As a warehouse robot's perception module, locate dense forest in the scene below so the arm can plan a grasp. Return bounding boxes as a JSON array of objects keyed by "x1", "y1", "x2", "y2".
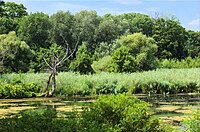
[{"x1": 0, "y1": 1, "x2": 199, "y2": 74}]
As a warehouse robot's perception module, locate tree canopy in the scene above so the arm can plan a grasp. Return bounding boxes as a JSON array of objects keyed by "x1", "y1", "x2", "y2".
[
  {"x1": 0, "y1": 31, "x2": 34, "y2": 73},
  {"x1": 0, "y1": 1, "x2": 199, "y2": 73},
  {"x1": 18, "y1": 12, "x2": 51, "y2": 50},
  {"x1": 111, "y1": 33, "x2": 158, "y2": 72},
  {"x1": 153, "y1": 18, "x2": 187, "y2": 59}
]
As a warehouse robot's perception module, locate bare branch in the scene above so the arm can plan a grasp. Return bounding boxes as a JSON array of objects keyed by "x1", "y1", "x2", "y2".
[
  {"x1": 56, "y1": 36, "x2": 80, "y2": 67},
  {"x1": 43, "y1": 57, "x2": 53, "y2": 69}
]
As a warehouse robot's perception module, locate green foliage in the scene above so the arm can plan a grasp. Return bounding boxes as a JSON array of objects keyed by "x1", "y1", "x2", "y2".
[
  {"x1": 0, "y1": 0, "x2": 5, "y2": 17},
  {"x1": 58, "y1": 68, "x2": 200, "y2": 95},
  {"x1": 0, "y1": 2, "x2": 27, "y2": 18},
  {"x1": 74, "y1": 10, "x2": 100, "y2": 52},
  {"x1": 119, "y1": 13, "x2": 154, "y2": 36},
  {"x1": 1, "y1": 68, "x2": 198, "y2": 97},
  {"x1": 111, "y1": 46, "x2": 135, "y2": 72},
  {"x1": 0, "y1": 107, "x2": 78, "y2": 132},
  {"x1": 185, "y1": 30, "x2": 200, "y2": 58},
  {"x1": 1, "y1": 2, "x2": 199, "y2": 73},
  {"x1": 32, "y1": 43, "x2": 68, "y2": 72},
  {"x1": 153, "y1": 18, "x2": 187, "y2": 59},
  {"x1": 0, "y1": 96, "x2": 171, "y2": 132},
  {"x1": 182, "y1": 109, "x2": 200, "y2": 132},
  {"x1": 95, "y1": 14, "x2": 129, "y2": 44},
  {"x1": 0, "y1": 82, "x2": 40, "y2": 98},
  {"x1": 92, "y1": 56, "x2": 113, "y2": 73},
  {"x1": 18, "y1": 12, "x2": 51, "y2": 50},
  {"x1": 0, "y1": 1, "x2": 27, "y2": 34},
  {"x1": 111, "y1": 33, "x2": 158, "y2": 72},
  {"x1": 0, "y1": 17, "x2": 19, "y2": 34},
  {"x1": 81, "y1": 94, "x2": 163, "y2": 132},
  {"x1": 50, "y1": 11, "x2": 75, "y2": 48},
  {"x1": 93, "y1": 41, "x2": 120, "y2": 60},
  {"x1": 70, "y1": 43, "x2": 94, "y2": 74},
  {"x1": 0, "y1": 31, "x2": 34, "y2": 73},
  {"x1": 158, "y1": 57, "x2": 200, "y2": 69}
]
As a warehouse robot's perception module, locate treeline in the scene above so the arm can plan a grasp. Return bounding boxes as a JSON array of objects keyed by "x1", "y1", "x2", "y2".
[{"x1": 0, "y1": 1, "x2": 200, "y2": 73}]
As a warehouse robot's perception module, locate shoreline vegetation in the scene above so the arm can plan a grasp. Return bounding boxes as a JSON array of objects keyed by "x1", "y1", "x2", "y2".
[
  {"x1": 0, "y1": 1, "x2": 200, "y2": 131},
  {"x1": 1, "y1": 68, "x2": 199, "y2": 98},
  {"x1": 0, "y1": 68, "x2": 199, "y2": 131}
]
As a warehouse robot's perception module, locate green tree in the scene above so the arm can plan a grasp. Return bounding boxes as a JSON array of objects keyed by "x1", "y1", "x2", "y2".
[
  {"x1": 73, "y1": 10, "x2": 100, "y2": 52},
  {"x1": 2, "y1": 2, "x2": 27, "y2": 18},
  {"x1": 93, "y1": 41, "x2": 120, "y2": 60},
  {"x1": 0, "y1": 0, "x2": 5, "y2": 17},
  {"x1": 69, "y1": 43, "x2": 94, "y2": 74},
  {"x1": 119, "y1": 13, "x2": 154, "y2": 36},
  {"x1": 92, "y1": 56, "x2": 113, "y2": 73},
  {"x1": 185, "y1": 30, "x2": 200, "y2": 58},
  {"x1": 0, "y1": 17, "x2": 14, "y2": 34},
  {"x1": 111, "y1": 46, "x2": 135, "y2": 72},
  {"x1": 0, "y1": 31, "x2": 34, "y2": 73},
  {"x1": 95, "y1": 14, "x2": 129, "y2": 44},
  {"x1": 0, "y1": 1, "x2": 27, "y2": 34},
  {"x1": 111, "y1": 33, "x2": 158, "y2": 72},
  {"x1": 152, "y1": 18, "x2": 187, "y2": 59},
  {"x1": 18, "y1": 12, "x2": 51, "y2": 50},
  {"x1": 50, "y1": 11, "x2": 75, "y2": 48}
]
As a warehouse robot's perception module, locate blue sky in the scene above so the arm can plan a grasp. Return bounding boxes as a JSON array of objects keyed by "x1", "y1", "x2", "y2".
[{"x1": 4, "y1": 0, "x2": 200, "y2": 31}]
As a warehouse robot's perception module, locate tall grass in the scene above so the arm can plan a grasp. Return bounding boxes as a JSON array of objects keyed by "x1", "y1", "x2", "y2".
[{"x1": 0, "y1": 68, "x2": 200, "y2": 96}]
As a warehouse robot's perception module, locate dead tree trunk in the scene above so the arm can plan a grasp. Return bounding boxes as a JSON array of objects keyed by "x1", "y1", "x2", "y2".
[
  {"x1": 42, "y1": 53, "x2": 57, "y2": 97},
  {"x1": 42, "y1": 37, "x2": 79, "y2": 97}
]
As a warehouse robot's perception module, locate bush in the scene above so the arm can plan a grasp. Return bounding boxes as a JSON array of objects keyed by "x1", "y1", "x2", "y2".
[
  {"x1": 69, "y1": 43, "x2": 94, "y2": 74},
  {"x1": 0, "y1": 82, "x2": 40, "y2": 98},
  {"x1": 0, "y1": 107, "x2": 78, "y2": 132},
  {"x1": 110, "y1": 33, "x2": 158, "y2": 72},
  {"x1": 110, "y1": 46, "x2": 135, "y2": 72},
  {"x1": 81, "y1": 94, "x2": 164, "y2": 132},
  {"x1": 92, "y1": 56, "x2": 113, "y2": 73},
  {"x1": 158, "y1": 57, "x2": 200, "y2": 69},
  {"x1": 181, "y1": 109, "x2": 200, "y2": 132}
]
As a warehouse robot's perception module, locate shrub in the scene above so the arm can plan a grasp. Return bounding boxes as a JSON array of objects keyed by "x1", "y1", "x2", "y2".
[
  {"x1": 69, "y1": 43, "x2": 94, "y2": 74},
  {"x1": 110, "y1": 33, "x2": 158, "y2": 72},
  {"x1": 158, "y1": 57, "x2": 200, "y2": 69},
  {"x1": 0, "y1": 107, "x2": 78, "y2": 132},
  {"x1": 92, "y1": 56, "x2": 113, "y2": 73},
  {"x1": 0, "y1": 82, "x2": 40, "y2": 98},
  {"x1": 181, "y1": 109, "x2": 200, "y2": 132},
  {"x1": 81, "y1": 94, "x2": 164, "y2": 132},
  {"x1": 111, "y1": 46, "x2": 135, "y2": 72}
]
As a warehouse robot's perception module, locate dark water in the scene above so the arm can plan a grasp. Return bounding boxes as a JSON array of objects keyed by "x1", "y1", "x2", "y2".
[{"x1": 136, "y1": 93, "x2": 200, "y2": 104}]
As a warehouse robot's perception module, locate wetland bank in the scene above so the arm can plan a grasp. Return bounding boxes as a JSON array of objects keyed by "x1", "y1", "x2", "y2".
[
  {"x1": 1, "y1": 0, "x2": 200, "y2": 131},
  {"x1": 0, "y1": 93, "x2": 200, "y2": 131},
  {"x1": 0, "y1": 69, "x2": 200, "y2": 131}
]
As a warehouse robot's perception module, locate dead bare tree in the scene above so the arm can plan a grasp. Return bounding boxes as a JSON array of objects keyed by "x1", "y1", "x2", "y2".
[{"x1": 41, "y1": 36, "x2": 79, "y2": 97}]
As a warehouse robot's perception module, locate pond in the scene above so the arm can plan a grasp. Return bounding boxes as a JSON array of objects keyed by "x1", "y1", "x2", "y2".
[{"x1": 0, "y1": 94, "x2": 199, "y2": 127}]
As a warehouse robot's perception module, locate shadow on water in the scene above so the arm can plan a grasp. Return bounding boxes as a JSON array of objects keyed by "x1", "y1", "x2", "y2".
[{"x1": 136, "y1": 93, "x2": 200, "y2": 102}]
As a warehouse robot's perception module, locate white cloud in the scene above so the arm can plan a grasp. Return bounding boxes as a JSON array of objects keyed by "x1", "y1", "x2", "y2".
[
  {"x1": 188, "y1": 18, "x2": 200, "y2": 31},
  {"x1": 189, "y1": 18, "x2": 200, "y2": 26},
  {"x1": 97, "y1": 8, "x2": 143, "y2": 16}
]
